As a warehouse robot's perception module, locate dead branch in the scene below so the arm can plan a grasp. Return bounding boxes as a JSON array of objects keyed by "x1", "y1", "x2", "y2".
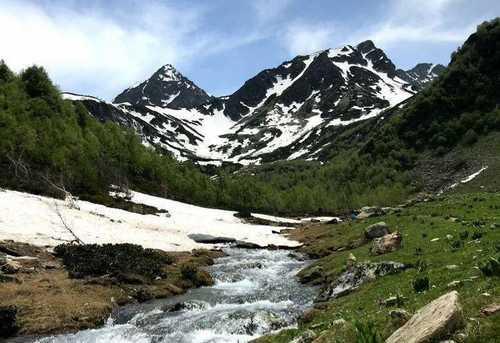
[{"x1": 53, "y1": 200, "x2": 84, "y2": 245}]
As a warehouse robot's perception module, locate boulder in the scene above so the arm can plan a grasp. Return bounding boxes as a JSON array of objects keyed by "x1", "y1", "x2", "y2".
[
  {"x1": 234, "y1": 241, "x2": 263, "y2": 249},
  {"x1": 317, "y1": 261, "x2": 407, "y2": 302},
  {"x1": 480, "y1": 303, "x2": 500, "y2": 317},
  {"x1": 1, "y1": 260, "x2": 22, "y2": 274},
  {"x1": 386, "y1": 291, "x2": 465, "y2": 343},
  {"x1": 364, "y1": 222, "x2": 390, "y2": 239},
  {"x1": 299, "y1": 265, "x2": 324, "y2": 284},
  {"x1": 0, "y1": 305, "x2": 18, "y2": 338},
  {"x1": 390, "y1": 308, "x2": 411, "y2": 326},
  {"x1": 188, "y1": 234, "x2": 236, "y2": 244},
  {"x1": 371, "y1": 231, "x2": 402, "y2": 255}
]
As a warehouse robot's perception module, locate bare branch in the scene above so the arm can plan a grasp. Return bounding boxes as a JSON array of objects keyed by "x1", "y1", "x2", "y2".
[{"x1": 53, "y1": 200, "x2": 84, "y2": 245}]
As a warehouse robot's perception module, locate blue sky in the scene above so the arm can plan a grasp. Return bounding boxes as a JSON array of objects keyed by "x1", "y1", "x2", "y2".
[{"x1": 1, "y1": 0, "x2": 498, "y2": 100}]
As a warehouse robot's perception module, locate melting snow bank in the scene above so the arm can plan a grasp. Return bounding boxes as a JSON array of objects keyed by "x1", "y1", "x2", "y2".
[
  {"x1": 0, "y1": 189, "x2": 299, "y2": 251},
  {"x1": 35, "y1": 248, "x2": 317, "y2": 343},
  {"x1": 459, "y1": 165, "x2": 488, "y2": 183},
  {"x1": 251, "y1": 213, "x2": 342, "y2": 224},
  {"x1": 439, "y1": 165, "x2": 489, "y2": 195}
]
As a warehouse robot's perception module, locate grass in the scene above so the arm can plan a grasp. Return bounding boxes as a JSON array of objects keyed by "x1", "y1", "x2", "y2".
[{"x1": 258, "y1": 192, "x2": 500, "y2": 342}]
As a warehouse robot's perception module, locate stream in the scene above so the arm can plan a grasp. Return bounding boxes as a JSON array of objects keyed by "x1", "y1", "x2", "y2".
[{"x1": 35, "y1": 248, "x2": 317, "y2": 343}]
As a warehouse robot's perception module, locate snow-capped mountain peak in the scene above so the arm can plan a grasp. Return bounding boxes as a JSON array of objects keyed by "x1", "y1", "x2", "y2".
[
  {"x1": 68, "y1": 40, "x2": 445, "y2": 166},
  {"x1": 113, "y1": 64, "x2": 211, "y2": 109}
]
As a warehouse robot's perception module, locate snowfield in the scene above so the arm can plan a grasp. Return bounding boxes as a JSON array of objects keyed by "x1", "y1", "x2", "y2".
[{"x1": 0, "y1": 189, "x2": 300, "y2": 251}]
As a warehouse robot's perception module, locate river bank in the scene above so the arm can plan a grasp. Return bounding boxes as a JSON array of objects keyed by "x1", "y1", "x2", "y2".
[
  {"x1": 2, "y1": 246, "x2": 317, "y2": 342},
  {"x1": 0, "y1": 240, "x2": 223, "y2": 339}
]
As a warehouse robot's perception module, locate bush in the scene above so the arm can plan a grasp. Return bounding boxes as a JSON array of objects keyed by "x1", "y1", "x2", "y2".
[
  {"x1": 180, "y1": 262, "x2": 213, "y2": 287},
  {"x1": 472, "y1": 231, "x2": 484, "y2": 240},
  {"x1": 450, "y1": 240, "x2": 463, "y2": 251},
  {"x1": 180, "y1": 263, "x2": 198, "y2": 281},
  {"x1": 479, "y1": 256, "x2": 500, "y2": 277},
  {"x1": 462, "y1": 129, "x2": 479, "y2": 145},
  {"x1": 54, "y1": 243, "x2": 172, "y2": 280},
  {"x1": 413, "y1": 275, "x2": 430, "y2": 293},
  {"x1": 354, "y1": 321, "x2": 382, "y2": 343}
]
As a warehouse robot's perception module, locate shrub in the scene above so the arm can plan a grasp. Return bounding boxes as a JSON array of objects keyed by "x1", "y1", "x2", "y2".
[
  {"x1": 462, "y1": 129, "x2": 478, "y2": 145},
  {"x1": 54, "y1": 243, "x2": 172, "y2": 280},
  {"x1": 459, "y1": 231, "x2": 469, "y2": 240},
  {"x1": 450, "y1": 240, "x2": 463, "y2": 251},
  {"x1": 180, "y1": 262, "x2": 198, "y2": 281},
  {"x1": 415, "y1": 259, "x2": 428, "y2": 272},
  {"x1": 479, "y1": 256, "x2": 500, "y2": 277},
  {"x1": 180, "y1": 262, "x2": 213, "y2": 287},
  {"x1": 472, "y1": 231, "x2": 484, "y2": 240},
  {"x1": 413, "y1": 275, "x2": 430, "y2": 293},
  {"x1": 354, "y1": 321, "x2": 382, "y2": 343}
]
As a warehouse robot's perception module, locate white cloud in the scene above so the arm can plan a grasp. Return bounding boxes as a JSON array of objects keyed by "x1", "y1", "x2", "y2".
[
  {"x1": 0, "y1": 1, "x2": 212, "y2": 100},
  {"x1": 279, "y1": 0, "x2": 489, "y2": 57},
  {"x1": 366, "y1": 0, "x2": 474, "y2": 45},
  {"x1": 282, "y1": 22, "x2": 336, "y2": 56}
]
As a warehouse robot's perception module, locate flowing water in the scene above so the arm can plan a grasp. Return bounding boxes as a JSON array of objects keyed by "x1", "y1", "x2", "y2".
[{"x1": 35, "y1": 248, "x2": 317, "y2": 343}]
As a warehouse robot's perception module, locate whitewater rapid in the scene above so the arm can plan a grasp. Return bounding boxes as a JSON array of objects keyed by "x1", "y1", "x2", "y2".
[{"x1": 34, "y1": 248, "x2": 317, "y2": 343}]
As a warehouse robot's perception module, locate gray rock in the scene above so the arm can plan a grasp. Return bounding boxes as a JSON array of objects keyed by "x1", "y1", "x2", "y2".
[
  {"x1": 233, "y1": 241, "x2": 263, "y2": 249},
  {"x1": 1, "y1": 260, "x2": 21, "y2": 274},
  {"x1": 386, "y1": 291, "x2": 465, "y2": 343},
  {"x1": 390, "y1": 308, "x2": 411, "y2": 325},
  {"x1": 317, "y1": 261, "x2": 407, "y2": 302},
  {"x1": 371, "y1": 231, "x2": 402, "y2": 255},
  {"x1": 188, "y1": 234, "x2": 236, "y2": 244},
  {"x1": 364, "y1": 222, "x2": 390, "y2": 239}
]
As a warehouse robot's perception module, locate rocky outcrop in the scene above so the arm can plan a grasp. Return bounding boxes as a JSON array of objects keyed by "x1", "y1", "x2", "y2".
[
  {"x1": 364, "y1": 222, "x2": 390, "y2": 239},
  {"x1": 371, "y1": 231, "x2": 402, "y2": 255},
  {"x1": 317, "y1": 261, "x2": 407, "y2": 302},
  {"x1": 386, "y1": 291, "x2": 465, "y2": 343}
]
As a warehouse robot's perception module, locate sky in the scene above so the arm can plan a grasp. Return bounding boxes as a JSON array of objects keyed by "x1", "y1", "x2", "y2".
[{"x1": 1, "y1": 0, "x2": 498, "y2": 101}]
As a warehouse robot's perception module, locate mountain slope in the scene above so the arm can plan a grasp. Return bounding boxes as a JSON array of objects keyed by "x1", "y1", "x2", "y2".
[{"x1": 67, "y1": 41, "x2": 444, "y2": 165}]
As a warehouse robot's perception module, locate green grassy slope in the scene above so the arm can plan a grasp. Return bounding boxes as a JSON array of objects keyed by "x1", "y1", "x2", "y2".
[{"x1": 258, "y1": 192, "x2": 500, "y2": 342}]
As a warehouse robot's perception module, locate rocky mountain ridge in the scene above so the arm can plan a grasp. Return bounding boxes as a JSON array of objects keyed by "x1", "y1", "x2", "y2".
[{"x1": 64, "y1": 40, "x2": 445, "y2": 165}]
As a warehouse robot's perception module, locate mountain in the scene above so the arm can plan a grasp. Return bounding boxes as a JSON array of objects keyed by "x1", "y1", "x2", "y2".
[
  {"x1": 396, "y1": 63, "x2": 446, "y2": 91},
  {"x1": 114, "y1": 64, "x2": 211, "y2": 109},
  {"x1": 65, "y1": 40, "x2": 444, "y2": 165}
]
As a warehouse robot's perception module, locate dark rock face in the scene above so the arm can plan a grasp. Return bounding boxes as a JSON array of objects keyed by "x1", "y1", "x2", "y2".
[
  {"x1": 114, "y1": 64, "x2": 211, "y2": 109},
  {"x1": 0, "y1": 305, "x2": 18, "y2": 338}
]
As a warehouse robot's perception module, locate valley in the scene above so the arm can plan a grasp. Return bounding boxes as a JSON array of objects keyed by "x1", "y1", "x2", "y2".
[{"x1": 0, "y1": 11, "x2": 499, "y2": 343}]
